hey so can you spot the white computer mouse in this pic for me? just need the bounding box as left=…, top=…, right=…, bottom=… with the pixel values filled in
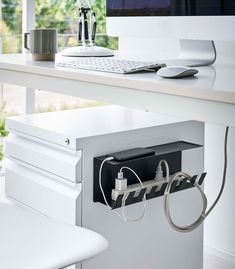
left=157, top=66, right=199, bottom=78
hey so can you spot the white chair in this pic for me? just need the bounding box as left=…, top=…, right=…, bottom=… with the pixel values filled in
left=0, top=201, right=108, bottom=269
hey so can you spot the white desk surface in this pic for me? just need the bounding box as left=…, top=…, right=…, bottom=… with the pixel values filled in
left=0, top=54, right=235, bottom=127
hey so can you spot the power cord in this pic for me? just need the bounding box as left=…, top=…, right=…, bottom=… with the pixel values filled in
left=164, top=171, right=208, bottom=232
left=99, top=157, right=146, bottom=222
left=119, top=166, right=146, bottom=222
left=163, top=126, right=229, bottom=233
left=98, top=157, right=114, bottom=210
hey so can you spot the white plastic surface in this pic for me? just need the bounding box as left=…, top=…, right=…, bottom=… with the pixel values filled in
left=1, top=54, right=235, bottom=105
left=80, top=120, right=204, bottom=269
left=0, top=201, right=108, bottom=269
left=62, top=46, right=114, bottom=57
left=5, top=159, right=81, bottom=224
left=5, top=133, right=82, bottom=182
left=1, top=54, right=235, bottom=126
left=6, top=105, right=187, bottom=150
left=107, top=16, right=235, bottom=41
left=157, top=66, right=198, bottom=78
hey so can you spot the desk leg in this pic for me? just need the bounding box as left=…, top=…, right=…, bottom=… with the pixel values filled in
left=22, top=0, right=36, bottom=115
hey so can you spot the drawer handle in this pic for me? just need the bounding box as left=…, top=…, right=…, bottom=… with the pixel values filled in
left=65, top=138, right=70, bottom=145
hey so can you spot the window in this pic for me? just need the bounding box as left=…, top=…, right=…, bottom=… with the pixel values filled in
left=33, top=0, right=115, bottom=113
left=36, top=0, right=117, bottom=50
left=1, top=0, right=22, bottom=54
left=1, top=0, right=24, bottom=116
left=0, top=0, right=116, bottom=116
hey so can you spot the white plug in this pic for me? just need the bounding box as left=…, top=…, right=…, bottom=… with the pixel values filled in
left=154, top=160, right=170, bottom=181
left=115, top=172, right=127, bottom=191
left=154, top=164, right=164, bottom=181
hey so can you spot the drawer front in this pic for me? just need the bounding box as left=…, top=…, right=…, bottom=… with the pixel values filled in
left=5, top=160, right=81, bottom=225
left=5, top=134, right=82, bottom=182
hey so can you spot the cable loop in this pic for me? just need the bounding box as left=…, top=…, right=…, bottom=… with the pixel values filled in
left=163, top=126, right=229, bottom=232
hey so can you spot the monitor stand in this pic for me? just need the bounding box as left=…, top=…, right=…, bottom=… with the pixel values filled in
left=168, top=39, right=216, bottom=67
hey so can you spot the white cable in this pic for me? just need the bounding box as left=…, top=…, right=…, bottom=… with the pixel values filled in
left=157, top=159, right=170, bottom=181
left=163, top=126, right=229, bottom=233
left=99, top=158, right=146, bottom=222
left=99, top=157, right=125, bottom=220
left=98, top=157, right=114, bottom=210
left=120, top=166, right=147, bottom=222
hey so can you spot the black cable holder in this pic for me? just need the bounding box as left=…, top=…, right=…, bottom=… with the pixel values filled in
left=93, top=141, right=206, bottom=209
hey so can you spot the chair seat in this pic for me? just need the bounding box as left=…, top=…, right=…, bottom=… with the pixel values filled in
left=0, top=201, right=108, bottom=269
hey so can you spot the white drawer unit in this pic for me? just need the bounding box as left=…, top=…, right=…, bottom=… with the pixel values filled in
left=5, top=105, right=205, bottom=269
left=5, top=159, right=81, bottom=225
left=5, top=134, right=82, bottom=183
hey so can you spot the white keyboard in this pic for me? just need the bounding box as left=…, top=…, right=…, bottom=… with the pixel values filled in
left=57, top=57, right=166, bottom=74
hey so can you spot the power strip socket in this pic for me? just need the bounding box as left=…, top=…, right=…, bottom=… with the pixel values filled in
left=112, top=178, right=170, bottom=201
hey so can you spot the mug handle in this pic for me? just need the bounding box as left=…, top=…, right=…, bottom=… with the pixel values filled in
left=24, top=33, right=30, bottom=50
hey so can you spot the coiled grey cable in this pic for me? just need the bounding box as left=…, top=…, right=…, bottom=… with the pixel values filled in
left=164, top=172, right=208, bottom=232
left=163, top=126, right=229, bottom=233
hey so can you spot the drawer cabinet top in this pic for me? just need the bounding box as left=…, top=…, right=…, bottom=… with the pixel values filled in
left=6, top=105, right=187, bottom=150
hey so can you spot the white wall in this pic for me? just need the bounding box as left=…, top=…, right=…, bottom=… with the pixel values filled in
left=118, top=37, right=179, bottom=61
left=117, top=37, right=235, bottom=264
left=204, top=124, right=235, bottom=264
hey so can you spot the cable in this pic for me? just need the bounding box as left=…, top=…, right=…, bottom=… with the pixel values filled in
left=205, top=126, right=229, bottom=216
left=120, top=166, right=147, bottom=222
left=163, top=126, right=229, bottom=233
left=98, top=157, right=114, bottom=210
left=99, top=158, right=146, bottom=222
left=164, top=172, right=208, bottom=232
left=155, top=159, right=170, bottom=181
left=99, top=157, right=127, bottom=220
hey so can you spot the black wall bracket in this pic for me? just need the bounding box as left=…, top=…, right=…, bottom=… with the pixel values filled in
left=93, top=141, right=205, bottom=209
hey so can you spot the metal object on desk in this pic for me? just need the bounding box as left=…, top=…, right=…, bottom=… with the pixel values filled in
left=61, top=0, right=114, bottom=57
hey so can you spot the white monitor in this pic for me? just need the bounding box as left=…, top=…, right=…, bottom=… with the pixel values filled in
left=106, top=1, right=235, bottom=66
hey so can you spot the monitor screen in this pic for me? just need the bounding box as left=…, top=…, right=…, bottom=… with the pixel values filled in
left=107, top=0, right=235, bottom=16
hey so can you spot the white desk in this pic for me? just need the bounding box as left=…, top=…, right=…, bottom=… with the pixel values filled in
left=1, top=54, right=234, bottom=267
left=0, top=54, right=235, bottom=127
